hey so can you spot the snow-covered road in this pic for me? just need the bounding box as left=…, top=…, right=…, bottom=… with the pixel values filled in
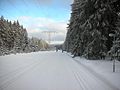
left=0, top=51, right=119, bottom=90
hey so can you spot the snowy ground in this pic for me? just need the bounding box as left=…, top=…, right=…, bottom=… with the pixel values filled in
left=0, top=51, right=120, bottom=90
left=72, top=56, right=120, bottom=90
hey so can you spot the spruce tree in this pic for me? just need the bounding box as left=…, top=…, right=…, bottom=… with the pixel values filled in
left=64, top=0, right=120, bottom=59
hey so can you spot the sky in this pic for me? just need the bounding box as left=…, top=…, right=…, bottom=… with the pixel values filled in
left=0, top=0, right=73, bottom=44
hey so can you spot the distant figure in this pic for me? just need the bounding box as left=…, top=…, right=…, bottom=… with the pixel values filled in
left=55, top=45, right=62, bottom=52
left=55, top=45, right=59, bottom=52
left=62, top=48, right=63, bottom=53
left=56, top=46, right=58, bottom=52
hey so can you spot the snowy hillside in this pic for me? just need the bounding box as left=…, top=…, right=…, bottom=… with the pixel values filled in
left=0, top=51, right=120, bottom=90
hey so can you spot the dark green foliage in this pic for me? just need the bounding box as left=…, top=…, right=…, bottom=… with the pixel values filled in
left=0, top=17, right=28, bottom=55
left=0, top=16, right=49, bottom=55
left=64, top=0, right=120, bottom=59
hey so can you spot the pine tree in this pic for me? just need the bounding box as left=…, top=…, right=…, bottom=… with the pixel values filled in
left=9, top=21, right=12, bottom=26
left=16, top=20, right=19, bottom=26
left=0, top=16, right=4, bottom=21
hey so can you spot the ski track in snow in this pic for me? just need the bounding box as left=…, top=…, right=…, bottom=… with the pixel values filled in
left=0, top=60, right=46, bottom=90
left=66, top=53, right=120, bottom=90
left=0, top=51, right=119, bottom=90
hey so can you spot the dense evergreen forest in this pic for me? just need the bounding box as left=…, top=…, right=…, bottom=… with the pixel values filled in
left=0, top=16, right=49, bottom=56
left=64, top=0, right=120, bottom=59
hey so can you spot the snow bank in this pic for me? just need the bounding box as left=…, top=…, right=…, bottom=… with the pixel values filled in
left=72, top=56, right=120, bottom=90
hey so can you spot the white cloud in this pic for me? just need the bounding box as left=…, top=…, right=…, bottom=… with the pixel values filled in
left=17, top=16, right=68, bottom=42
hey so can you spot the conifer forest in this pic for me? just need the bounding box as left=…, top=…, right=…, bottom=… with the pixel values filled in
left=0, top=16, right=49, bottom=56
left=64, top=0, right=120, bottom=60
left=0, top=0, right=120, bottom=90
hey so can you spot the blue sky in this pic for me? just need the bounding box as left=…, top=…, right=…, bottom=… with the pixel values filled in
left=0, top=0, right=73, bottom=43
left=0, top=0, right=72, bottom=20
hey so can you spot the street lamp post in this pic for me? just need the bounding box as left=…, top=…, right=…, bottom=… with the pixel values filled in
left=87, top=47, right=88, bottom=59
left=109, top=33, right=116, bottom=72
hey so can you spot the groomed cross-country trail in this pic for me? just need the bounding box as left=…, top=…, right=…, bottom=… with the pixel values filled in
left=0, top=51, right=120, bottom=90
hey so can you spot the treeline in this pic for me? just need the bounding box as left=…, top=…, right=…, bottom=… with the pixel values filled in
left=27, top=37, right=49, bottom=52
left=64, top=0, right=120, bottom=59
left=0, top=16, right=49, bottom=56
